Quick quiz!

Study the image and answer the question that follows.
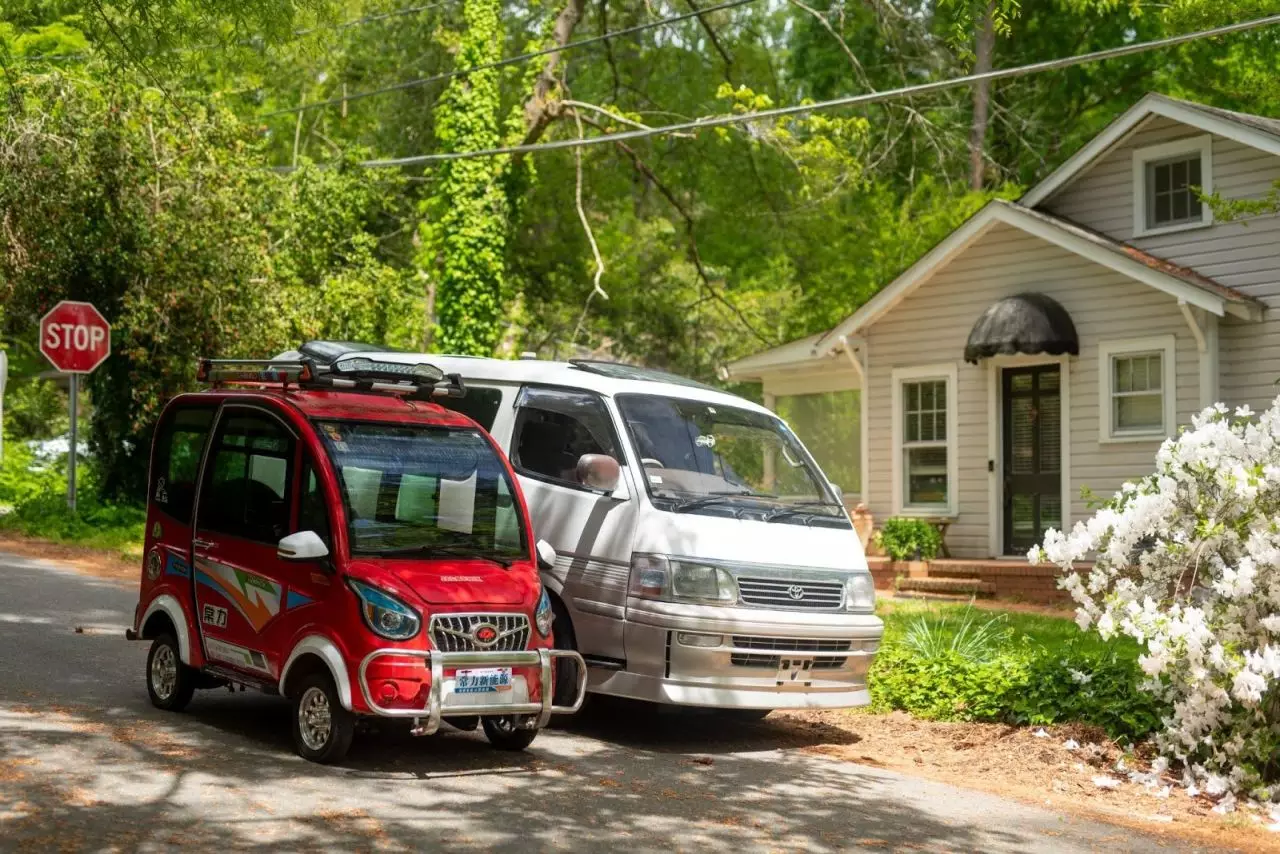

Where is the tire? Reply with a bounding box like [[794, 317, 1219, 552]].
[[482, 715, 539, 751], [444, 715, 479, 732], [550, 604, 582, 709], [146, 633, 197, 712], [291, 671, 356, 764]]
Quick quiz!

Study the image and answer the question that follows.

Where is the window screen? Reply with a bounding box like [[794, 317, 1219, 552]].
[[1146, 154, 1202, 229]]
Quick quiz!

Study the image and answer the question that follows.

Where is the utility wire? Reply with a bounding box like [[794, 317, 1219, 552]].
[[294, 1, 461, 36], [314, 12, 1280, 169], [259, 0, 764, 118]]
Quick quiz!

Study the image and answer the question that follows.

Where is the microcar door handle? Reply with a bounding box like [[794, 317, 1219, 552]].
[[192, 537, 215, 552]]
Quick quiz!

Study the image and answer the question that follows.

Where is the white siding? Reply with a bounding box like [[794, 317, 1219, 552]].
[[1043, 116, 1280, 413], [865, 222, 1198, 558]]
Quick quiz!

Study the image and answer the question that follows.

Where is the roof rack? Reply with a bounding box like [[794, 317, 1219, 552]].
[[196, 355, 466, 400]]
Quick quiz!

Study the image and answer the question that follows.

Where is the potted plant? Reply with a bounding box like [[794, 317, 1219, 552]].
[[874, 518, 943, 578]]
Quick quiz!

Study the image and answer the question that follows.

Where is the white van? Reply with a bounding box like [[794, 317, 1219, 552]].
[[279, 343, 883, 717]]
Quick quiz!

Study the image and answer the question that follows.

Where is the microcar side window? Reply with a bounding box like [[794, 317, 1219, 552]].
[[150, 404, 217, 525], [435, 385, 503, 431], [297, 458, 332, 549], [511, 387, 623, 489], [196, 411, 296, 544]]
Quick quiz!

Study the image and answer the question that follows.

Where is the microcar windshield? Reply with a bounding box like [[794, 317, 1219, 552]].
[[614, 394, 846, 523], [315, 420, 527, 561]]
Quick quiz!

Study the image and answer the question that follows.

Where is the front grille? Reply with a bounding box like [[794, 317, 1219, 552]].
[[730, 636, 852, 670], [430, 613, 530, 653], [737, 577, 845, 610]]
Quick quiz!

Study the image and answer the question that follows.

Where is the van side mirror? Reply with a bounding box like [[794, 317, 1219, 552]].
[[278, 530, 330, 562], [576, 453, 620, 492], [536, 539, 557, 571]]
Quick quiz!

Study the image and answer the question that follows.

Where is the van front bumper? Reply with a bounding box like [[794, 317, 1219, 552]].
[[357, 648, 587, 735], [594, 599, 883, 710]]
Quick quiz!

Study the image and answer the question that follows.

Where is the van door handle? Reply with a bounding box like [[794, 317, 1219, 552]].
[[192, 538, 215, 552]]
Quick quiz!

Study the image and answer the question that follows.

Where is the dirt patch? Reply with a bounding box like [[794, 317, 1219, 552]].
[[773, 709, 1280, 853], [0, 534, 137, 585]]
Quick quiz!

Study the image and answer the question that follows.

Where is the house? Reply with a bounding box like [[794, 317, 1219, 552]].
[[727, 93, 1280, 561]]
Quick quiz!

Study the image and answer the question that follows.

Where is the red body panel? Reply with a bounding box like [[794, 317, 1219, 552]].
[[133, 381, 548, 714]]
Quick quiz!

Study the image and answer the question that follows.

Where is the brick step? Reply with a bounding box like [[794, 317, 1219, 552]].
[[924, 564, 986, 579], [896, 577, 996, 596], [893, 590, 990, 602]]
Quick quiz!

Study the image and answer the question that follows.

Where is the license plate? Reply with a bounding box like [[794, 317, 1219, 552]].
[[454, 667, 513, 694]]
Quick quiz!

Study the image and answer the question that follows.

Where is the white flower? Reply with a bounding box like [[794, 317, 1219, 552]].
[[1069, 669, 1093, 685]]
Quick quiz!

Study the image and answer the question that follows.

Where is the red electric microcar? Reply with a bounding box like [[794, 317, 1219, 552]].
[[126, 352, 585, 763]]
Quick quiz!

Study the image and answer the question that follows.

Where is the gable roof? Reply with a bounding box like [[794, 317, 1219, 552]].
[[1021, 93, 1280, 207], [809, 199, 1261, 358]]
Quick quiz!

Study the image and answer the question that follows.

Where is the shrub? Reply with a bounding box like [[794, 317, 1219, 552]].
[[1032, 399, 1280, 801], [876, 517, 943, 561]]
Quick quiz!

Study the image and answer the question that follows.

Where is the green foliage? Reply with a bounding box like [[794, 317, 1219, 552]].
[[871, 601, 1165, 742], [876, 517, 944, 561], [420, 0, 512, 356], [5, 379, 67, 440], [0, 488, 146, 552], [0, 439, 67, 507], [902, 602, 1010, 661]]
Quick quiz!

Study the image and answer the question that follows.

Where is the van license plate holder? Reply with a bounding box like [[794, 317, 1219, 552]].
[[776, 657, 814, 687]]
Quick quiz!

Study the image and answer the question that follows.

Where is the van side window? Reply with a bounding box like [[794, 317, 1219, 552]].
[[297, 460, 332, 548], [198, 412, 296, 544], [435, 386, 503, 431], [512, 388, 621, 488], [151, 405, 216, 524]]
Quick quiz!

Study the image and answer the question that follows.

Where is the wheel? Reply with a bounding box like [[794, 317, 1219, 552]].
[[718, 708, 771, 723], [482, 715, 539, 751], [291, 671, 355, 764], [551, 603, 583, 710], [146, 633, 197, 712]]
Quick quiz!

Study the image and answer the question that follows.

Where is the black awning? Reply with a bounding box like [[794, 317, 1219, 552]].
[[963, 292, 1078, 364]]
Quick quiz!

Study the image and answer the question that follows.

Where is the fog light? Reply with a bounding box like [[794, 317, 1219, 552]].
[[677, 632, 722, 648], [379, 680, 399, 702]]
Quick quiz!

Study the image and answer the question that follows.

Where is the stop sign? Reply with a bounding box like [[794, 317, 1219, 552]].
[[39, 301, 111, 374]]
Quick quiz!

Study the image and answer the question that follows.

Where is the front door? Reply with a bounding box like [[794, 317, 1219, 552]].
[[1002, 365, 1062, 555], [192, 406, 298, 679]]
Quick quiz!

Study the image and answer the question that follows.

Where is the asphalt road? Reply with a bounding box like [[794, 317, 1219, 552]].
[[0, 550, 1215, 853]]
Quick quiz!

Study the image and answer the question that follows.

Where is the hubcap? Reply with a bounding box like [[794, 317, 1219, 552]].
[[151, 644, 178, 701], [298, 686, 333, 752], [491, 714, 534, 735]]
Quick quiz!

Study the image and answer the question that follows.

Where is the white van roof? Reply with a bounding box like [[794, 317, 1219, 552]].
[[278, 343, 774, 416]]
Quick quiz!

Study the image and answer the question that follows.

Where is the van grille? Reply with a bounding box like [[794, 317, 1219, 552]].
[[730, 636, 851, 670], [430, 613, 530, 653], [737, 577, 845, 610]]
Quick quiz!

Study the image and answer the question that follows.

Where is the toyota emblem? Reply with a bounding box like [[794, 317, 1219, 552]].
[[787, 585, 806, 601], [473, 624, 499, 645]]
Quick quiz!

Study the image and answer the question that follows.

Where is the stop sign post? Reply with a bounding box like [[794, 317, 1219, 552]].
[[39, 301, 111, 512]]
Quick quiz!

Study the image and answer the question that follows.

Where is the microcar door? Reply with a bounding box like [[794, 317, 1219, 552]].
[[510, 386, 637, 663], [191, 406, 298, 679]]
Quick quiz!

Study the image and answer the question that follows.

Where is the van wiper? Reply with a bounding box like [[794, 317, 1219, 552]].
[[666, 491, 755, 513], [374, 544, 513, 568], [763, 501, 844, 523]]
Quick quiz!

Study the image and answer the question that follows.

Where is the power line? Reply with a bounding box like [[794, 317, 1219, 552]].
[[294, 1, 461, 36], [323, 12, 1280, 169], [259, 0, 764, 118]]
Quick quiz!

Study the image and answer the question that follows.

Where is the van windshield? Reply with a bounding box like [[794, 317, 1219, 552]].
[[614, 394, 846, 524], [315, 421, 528, 562]]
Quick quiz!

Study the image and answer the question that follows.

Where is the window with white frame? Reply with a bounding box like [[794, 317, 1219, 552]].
[[1099, 337, 1176, 441], [1132, 135, 1212, 237], [896, 368, 957, 514]]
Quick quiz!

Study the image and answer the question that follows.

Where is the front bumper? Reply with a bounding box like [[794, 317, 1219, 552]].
[[597, 599, 883, 710], [357, 648, 587, 735]]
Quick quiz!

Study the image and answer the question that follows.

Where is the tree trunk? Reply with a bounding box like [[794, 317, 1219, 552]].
[[519, 0, 588, 153], [968, 1, 996, 192]]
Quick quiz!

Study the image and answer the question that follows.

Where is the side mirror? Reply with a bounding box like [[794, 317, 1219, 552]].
[[576, 453, 621, 492], [536, 539, 558, 571], [278, 530, 330, 562]]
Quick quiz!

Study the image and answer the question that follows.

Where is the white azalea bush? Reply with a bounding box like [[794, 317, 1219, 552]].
[[1031, 400, 1280, 802]]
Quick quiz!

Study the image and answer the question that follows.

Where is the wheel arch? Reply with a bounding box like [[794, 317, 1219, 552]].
[[140, 595, 192, 665], [278, 635, 354, 711]]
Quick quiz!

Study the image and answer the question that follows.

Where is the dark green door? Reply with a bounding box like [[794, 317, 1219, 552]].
[[1002, 366, 1062, 555]]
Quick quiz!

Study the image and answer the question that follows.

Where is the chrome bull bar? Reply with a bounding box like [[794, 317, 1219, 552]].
[[357, 648, 588, 736]]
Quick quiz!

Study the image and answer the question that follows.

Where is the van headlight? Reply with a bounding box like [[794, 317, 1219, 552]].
[[347, 578, 422, 641], [629, 554, 738, 605], [535, 588, 554, 637], [844, 573, 875, 612]]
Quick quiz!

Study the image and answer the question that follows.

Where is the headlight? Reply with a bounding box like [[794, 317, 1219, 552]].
[[845, 573, 875, 612], [628, 554, 738, 605], [347, 578, 422, 641], [535, 588, 554, 637]]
